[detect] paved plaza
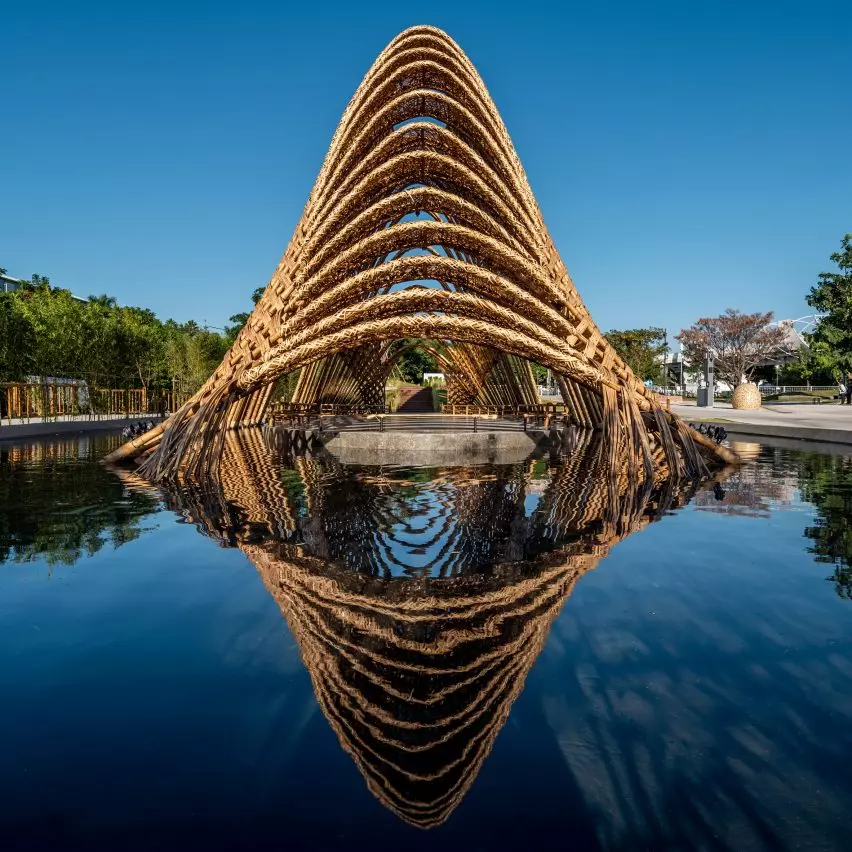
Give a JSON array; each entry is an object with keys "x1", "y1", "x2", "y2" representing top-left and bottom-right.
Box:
[{"x1": 672, "y1": 400, "x2": 852, "y2": 446}]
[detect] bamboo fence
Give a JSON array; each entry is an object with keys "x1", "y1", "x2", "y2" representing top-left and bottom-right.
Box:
[{"x1": 2, "y1": 382, "x2": 189, "y2": 423}]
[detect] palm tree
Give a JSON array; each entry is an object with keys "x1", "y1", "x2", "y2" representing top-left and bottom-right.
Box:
[{"x1": 88, "y1": 293, "x2": 117, "y2": 308}]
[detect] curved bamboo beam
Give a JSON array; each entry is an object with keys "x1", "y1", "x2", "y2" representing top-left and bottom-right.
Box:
[{"x1": 105, "y1": 24, "x2": 738, "y2": 477}]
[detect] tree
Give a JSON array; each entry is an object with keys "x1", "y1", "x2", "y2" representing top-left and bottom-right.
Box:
[
  {"x1": 118, "y1": 306, "x2": 167, "y2": 392},
  {"x1": 88, "y1": 293, "x2": 118, "y2": 309},
  {"x1": 184, "y1": 329, "x2": 228, "y2": 391},
  {"x1": 677, "y1": 310, "x2": 786, "y2": 388},
  {"x1": 806, "y1": 234, "x2": 852, "y2": 376},
  {"x1": 164, "y1": 322, "x2": 228, "y2": 395},
  {"x1": 530, "y1": 363, "x2": 548, "y2": 385},
  {"x1": 22, "y1": 273, "x2": 51, "y2": 291},
  {"x1": 16, "y1": 286, "x2": 90, "y2": 378},
  {"x1": 225, "y1": 286, "x2": 265, "y2": 344},
  {"x1": 80, "y1": 294, "x2": 122, "y2": 387},
  {"x1": 394, "y1": 342, "x2": 438, "y2": 383},
  {"x1": 0, "y1": 292, "x2": 35, "y2": 381},
  {"x1": 605, "y1": 327, "x2": 667, "y2": 383},
  {"x1": 2, "y1": 267, "x2": 236, "y2": 398},
  {"x1": 776, "y1": 343, "x2": 837, "y2": 387}
]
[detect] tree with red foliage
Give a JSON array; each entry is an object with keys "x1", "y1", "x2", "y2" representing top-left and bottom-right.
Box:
[{"x1": 677, "y1": 309, "x2": 786, "y2": 389}]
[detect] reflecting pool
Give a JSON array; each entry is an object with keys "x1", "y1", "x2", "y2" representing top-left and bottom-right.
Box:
[{"x1": 1, "y1": 431, "x2": 851, "y2": 850}]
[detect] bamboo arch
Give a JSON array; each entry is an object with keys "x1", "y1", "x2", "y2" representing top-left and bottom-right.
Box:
[{"x1": 106, "y1": 25, "x2": 736, "y2": 479}]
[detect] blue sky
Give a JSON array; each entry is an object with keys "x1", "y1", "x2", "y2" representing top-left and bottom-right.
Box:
[{"x1": 1, "y1": 0, "x2": 849, "y2": 340}]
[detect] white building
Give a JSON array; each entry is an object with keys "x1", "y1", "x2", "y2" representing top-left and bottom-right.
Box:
[{"x1": 1, "y1": 273, "x2": 24, "y2": 293}]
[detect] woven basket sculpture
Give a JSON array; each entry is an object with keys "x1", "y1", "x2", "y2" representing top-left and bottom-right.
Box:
[
  {"x1": 106, "y1": 25, "x2": 737, "y2": 480},
  {"x1": 731, "y1": 382, "x2": 762, "y2": 410}
]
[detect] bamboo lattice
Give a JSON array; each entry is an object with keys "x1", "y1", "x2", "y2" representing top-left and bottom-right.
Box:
[{"x1": 105, "y1": 25, "x2": 737, "y2": 479}]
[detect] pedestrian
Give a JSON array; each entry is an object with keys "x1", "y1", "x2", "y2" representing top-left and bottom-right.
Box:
[{"x1": 846, "y1": 371, "x2": 852, "y2": 406}]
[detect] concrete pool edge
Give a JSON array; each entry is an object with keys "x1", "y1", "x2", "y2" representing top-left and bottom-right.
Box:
[
  {"x1": 722, "y1": 423, "x2": 852, "y2": 447},
  {"x1": 321, "y1": 430, "x2": 547, "y2": 466},
  {"x1": 0, "y1": 416, "x2": 160, "y2": 442},
  {"x1": 670, "y1": 403, "x2": 852, "y2": 448}
]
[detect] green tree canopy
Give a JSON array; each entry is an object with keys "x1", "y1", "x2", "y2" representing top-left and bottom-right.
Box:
[
  {"x1": 395, "y1": 342, "x2": 439, "y2": 383},
  {"x1": 806, "y1": 234, "x2": 852, "y2": 377},
  {"x1": 225, "y1": 286, "x2": 265, "y2": 344},
  {"x1": 118, "y1": 306, "x2": 167, "y2": 390},
  {"x1": 530, "y1": 363, "x2": 549, "y2": 385},
  {"x1": 1, "y1": 273, "x2": 231, "y2": 395},
  {"x1": 163, "y1": 320, "x2": 229, "y2": 395},
  {"x1": 0, "y1": 292, "x2": 35, "y2": 381},
  {"x1": 605, "y1": 327, "x2": 667, "y2": 383}
]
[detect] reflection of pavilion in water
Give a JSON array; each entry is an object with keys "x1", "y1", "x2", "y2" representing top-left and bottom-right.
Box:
[
  {"x1": 165, "y1": 431, "x2": 702, "y2": 828},
  {"x1": 692, "y1": 442, "x2": 796, "y2": 517}
]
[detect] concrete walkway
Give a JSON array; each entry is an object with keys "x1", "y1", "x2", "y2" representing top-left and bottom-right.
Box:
[{"x1": 672, "y1": 401, "x2": 852, "y2": 447}]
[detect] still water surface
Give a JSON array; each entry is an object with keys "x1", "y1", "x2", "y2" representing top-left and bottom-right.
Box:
[{"x1": 1, "y1": 432, "x2": 851, "y2": 850}]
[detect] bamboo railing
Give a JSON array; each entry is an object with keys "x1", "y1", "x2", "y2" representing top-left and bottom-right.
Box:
[
  {"x1": 441, "y1": 403, "x2": 566, "y2": 416},
  {"x1": 1, "y1": 382, "x2": 190, "y2": 423}
]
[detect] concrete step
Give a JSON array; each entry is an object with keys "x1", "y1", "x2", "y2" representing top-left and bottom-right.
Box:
[{"x1": 396, "y1": 386, "x2": 435, "y2": 413}]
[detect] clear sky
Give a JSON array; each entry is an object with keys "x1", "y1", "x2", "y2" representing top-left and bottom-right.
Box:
[{"x1": 1, "y1": 0, "x2": 849, "y2": 340}]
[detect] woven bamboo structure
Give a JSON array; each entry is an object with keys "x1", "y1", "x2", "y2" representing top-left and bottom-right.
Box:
[
  {"x1": 159, "y1": 429, "x2": 705, "y2": 827},
  {"x1": 106, "y1": 25, "x2": 736, "y2": 478}
]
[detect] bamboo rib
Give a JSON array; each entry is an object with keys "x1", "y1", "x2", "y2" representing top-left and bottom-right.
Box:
[{"x1": 105, "y1": 24, "x2": 737, "y2": 478}]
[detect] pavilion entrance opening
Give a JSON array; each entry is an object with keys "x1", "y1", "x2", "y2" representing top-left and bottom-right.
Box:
[{"x1": 280, "y1": 338, "x2": 548, "y2": 417}]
